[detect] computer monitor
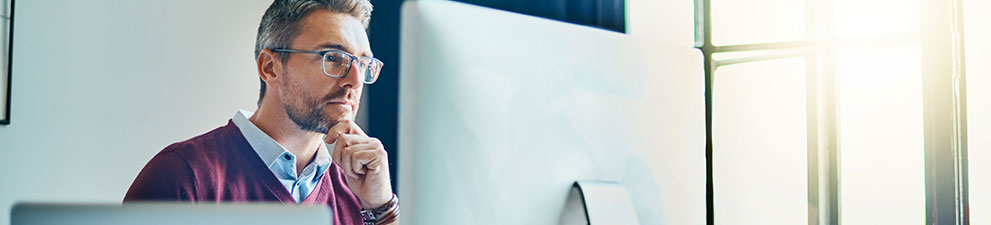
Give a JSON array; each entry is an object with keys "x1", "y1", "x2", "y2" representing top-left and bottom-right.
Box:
[
  {"x1": 10, "y1": 203, "x2": 332, "y2": 225},
  {"x1": 398, "y1": 1, "x2": 683, "y2": 224}
]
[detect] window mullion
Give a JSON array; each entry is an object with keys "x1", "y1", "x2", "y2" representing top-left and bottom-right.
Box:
[{"x1": 921, "y1": 0, "x2": 969, "y2": 223}]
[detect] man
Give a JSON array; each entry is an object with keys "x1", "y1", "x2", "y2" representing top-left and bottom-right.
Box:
[{"x1": 124, "y1": 1, "x2": 397, "y2": 225}]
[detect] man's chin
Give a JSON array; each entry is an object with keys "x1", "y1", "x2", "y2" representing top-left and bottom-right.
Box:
[
  {"x1": 325, "y1": 113, "x2": 353, "y2": 125},
  {"x1": 315, "y1": 118, "x2": 347, "y2": 134},
  {"x1": 323, "y1": 106, "x2": 353, "y2": 121}
]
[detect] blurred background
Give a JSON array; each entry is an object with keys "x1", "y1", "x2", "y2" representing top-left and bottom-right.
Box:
[{"x1": 0, "y1": 0, "x2": 986, "y2": 224}]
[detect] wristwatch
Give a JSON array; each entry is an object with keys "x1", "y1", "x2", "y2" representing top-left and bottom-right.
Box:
[{"x1": 360, "y1": 194, "x2": 399, "y2": 225}]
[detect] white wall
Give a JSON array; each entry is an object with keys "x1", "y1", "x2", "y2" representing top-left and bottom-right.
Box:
[{"x1": 0, "y1": 0, "x2": 271, "y2": 224}]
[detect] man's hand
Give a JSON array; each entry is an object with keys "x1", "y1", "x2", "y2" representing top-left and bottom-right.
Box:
[{"x1": 325, "y1": 120, "x2": 394, "y2": 209}]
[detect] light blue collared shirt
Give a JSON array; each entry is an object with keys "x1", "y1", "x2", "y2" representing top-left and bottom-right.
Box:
[{"x1": 232, "y1": 110, "x2": 333, "y2": 203}]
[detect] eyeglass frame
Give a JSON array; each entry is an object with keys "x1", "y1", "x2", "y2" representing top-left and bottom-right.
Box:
[{"x1": 270, "y1": 48, "x2": 383, "y2": 84}]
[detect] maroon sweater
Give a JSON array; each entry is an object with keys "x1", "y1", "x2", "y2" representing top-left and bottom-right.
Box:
[{"x1": 124, "y1": 120, "x2": 363, "y2": 225}]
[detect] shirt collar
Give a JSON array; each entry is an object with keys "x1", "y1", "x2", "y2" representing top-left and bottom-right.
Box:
[
  {"x1": 231, "y1": 109, "x2": 333, "y2": 169},
  {"x1": 312, "y1": 141, "x2": 333, "y2": 168}
]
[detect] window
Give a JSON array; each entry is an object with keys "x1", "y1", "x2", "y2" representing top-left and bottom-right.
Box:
[
  {"x1": 712, "y1": 57, "x2": 808, "y2": 225},
  {"x1": 836, "y1": 46, "x2": 925, "y2": 225},
  {"x1": 965, "y1": 0, "x2": 989, "y2": 223},
  {"x1": 697, "y1": 0, "x2": 968, "y2": 224}
]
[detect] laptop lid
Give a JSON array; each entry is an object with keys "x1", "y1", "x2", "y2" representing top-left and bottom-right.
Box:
[{"x1": 11, "y1": 202, "x2": 332, "y2": 225}]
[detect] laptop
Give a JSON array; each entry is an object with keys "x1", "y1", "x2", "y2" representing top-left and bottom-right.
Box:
[{"x1": 11, "y1": 202, "x2": 332, "y2": 225}]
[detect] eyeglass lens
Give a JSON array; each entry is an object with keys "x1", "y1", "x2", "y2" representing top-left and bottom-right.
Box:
[{"x1": 322, "y1": 51, "x2": 382, "y2": 83}]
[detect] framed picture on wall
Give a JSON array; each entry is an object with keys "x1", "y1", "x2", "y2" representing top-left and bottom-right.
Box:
[{"x1": 0, "y1": 0, "x2": 12, "y2": 125}]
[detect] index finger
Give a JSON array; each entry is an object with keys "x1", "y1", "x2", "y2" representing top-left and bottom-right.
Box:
[
  {"x1": 326, "y1": 120, "x2": 353, "y2": 144},
  {"x1": 346, "y1": 120, "x2": 367, "y2": 137},
  {"x1": 330, "y1": 120, "x2": 366, "y2": 136}
]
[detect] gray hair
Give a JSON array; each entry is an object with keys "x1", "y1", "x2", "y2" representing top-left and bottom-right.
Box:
[{"x1": 254, "y1": 0, "x2": 373, "y2": 104}]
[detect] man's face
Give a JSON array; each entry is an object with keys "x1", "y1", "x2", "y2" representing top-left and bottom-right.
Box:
[{"x1": 279, "y1": 10, "x2": 371, "y2": 133}]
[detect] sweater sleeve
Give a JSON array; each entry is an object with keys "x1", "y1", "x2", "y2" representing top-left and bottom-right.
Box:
[{"x1": 123, "y1": 144, "x2": 198, "y2": 202}]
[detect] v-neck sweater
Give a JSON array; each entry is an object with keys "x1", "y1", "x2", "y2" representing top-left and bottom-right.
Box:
[{"x1": 124, "y1": 120, "x2": 363, "y2": 225}]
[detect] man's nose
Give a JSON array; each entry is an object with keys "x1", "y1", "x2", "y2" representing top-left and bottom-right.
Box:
[{"x1": 338, "y1": 61, "x2": 364, "y2": 90}]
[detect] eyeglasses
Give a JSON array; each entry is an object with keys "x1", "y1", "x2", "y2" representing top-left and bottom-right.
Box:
[{"x1": 271, "y1": 48, "x2": 383, "y2": 84}]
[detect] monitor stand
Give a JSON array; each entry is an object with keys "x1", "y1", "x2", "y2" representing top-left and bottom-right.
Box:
[{"x1": 559, "y1": 181, "x2": 640, "y2": 225}]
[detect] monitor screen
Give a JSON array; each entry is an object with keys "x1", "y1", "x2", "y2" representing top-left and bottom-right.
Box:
[{"x1": 397, "y1": 1, "x2": 700, "y2": 224}]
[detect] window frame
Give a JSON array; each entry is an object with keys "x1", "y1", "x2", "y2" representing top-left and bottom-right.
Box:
[
  {"x1": 0, "y1": 0, "x2": 13, "y2": 125},
  {"x1": 694, "y1": 0, "x2": 970, "y2": 224}
]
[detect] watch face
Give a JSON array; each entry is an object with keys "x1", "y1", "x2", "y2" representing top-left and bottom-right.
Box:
[
  {"x1": 360, "y1": 195, "x2": 399, "y2": 224},
  {"x1": 360, "y1": 210, "x2": 377, "y2": 221}
]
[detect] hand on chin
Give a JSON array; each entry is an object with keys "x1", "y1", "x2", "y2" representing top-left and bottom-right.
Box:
[{"x1": 324, "y1": 120, "x2": 394, "y2": 209}]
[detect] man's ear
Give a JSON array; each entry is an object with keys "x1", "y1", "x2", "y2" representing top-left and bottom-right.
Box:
[{"x1": 257, "y1": 49, "x2": 283, "y2": 88}]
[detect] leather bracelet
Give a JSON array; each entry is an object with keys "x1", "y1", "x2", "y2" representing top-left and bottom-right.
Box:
[{"x1": 360, "y1": 194, "x2": 399, "y2": 225}]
